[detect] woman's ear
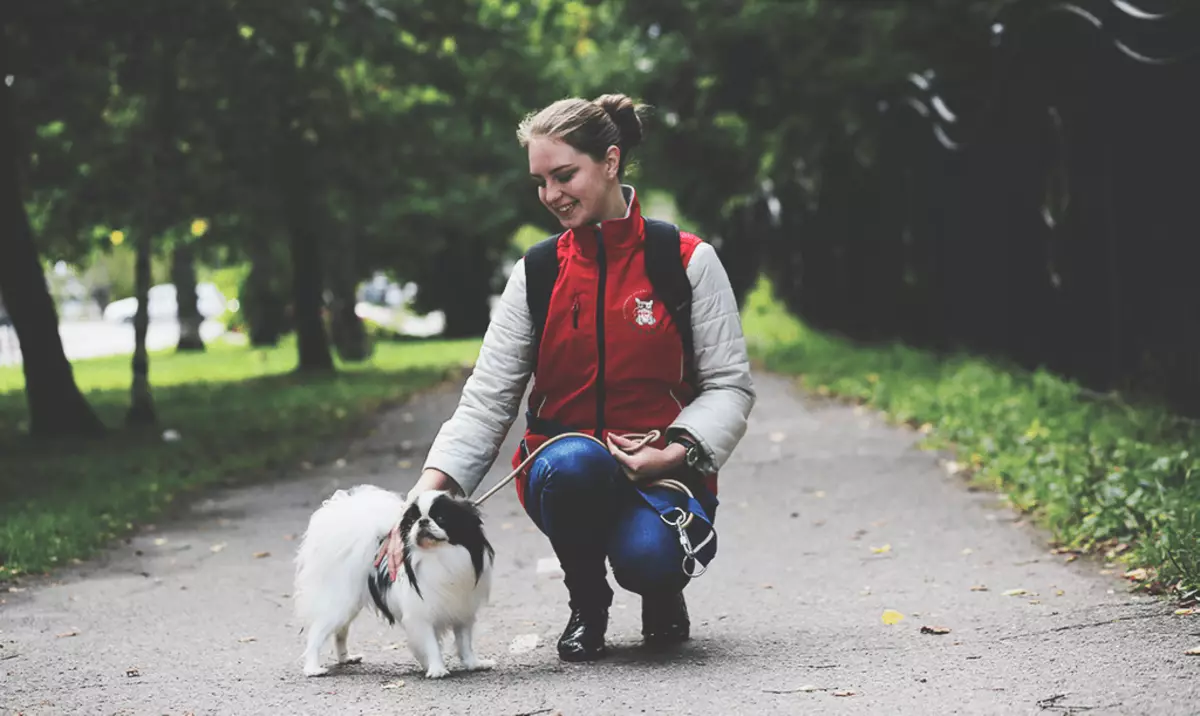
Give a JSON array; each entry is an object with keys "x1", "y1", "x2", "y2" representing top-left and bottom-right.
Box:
[{"x1": 605, "y1": 145, "x2": 621, "y2": 179}]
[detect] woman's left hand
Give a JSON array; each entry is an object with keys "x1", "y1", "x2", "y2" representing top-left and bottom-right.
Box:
[{"x1": 607, "y1": 434, "x2": 686, "y2": 481}]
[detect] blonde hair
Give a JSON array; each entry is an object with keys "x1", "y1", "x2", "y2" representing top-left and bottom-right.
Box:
[{"x1": 517, "y1": 94, "x2": 646, "y2": 176}]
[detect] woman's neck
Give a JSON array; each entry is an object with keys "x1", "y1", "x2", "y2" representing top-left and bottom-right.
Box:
[{"x1": 593, "y1": 183, "x2": 628, "y2": 224}]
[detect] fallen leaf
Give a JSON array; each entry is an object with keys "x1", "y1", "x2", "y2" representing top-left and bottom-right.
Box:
[
  {"x1": 253, "y1": 551, "x2": 271, "y2": 559},
  {"x1": 238, "y1": 636, "x2": 257, "y2": 643},
  {"x1": 1028, "y1": 600, "x2": 1042, "y2": 605},
  {"x1": 1002, "y1": 589, "x2": 1027, "y2": 597},
  {"x1": 920, "y1": 626, "x2": 951, "y2": 635},
  {"x1": 153, "y1": 538, "x2": 168, "y2": 546},
  {"x1": 55, "y1": 630, "x2": 79, "y2": 638},
  {"x1": 125, "y1": 667, "x2": 141, "y2": 678},
  {"x1": 970, "y1": 585, "x2": 989, "y2": 592},
  {"x1": 881, "y1": 609, "x2": 905, "y2": 625},
  {"x1": 1055, "y1": 589, "x2": 1065, "y2": 597},
  {"x1": 1186, "y1": 647, "x2": 1200, "y2": 656},
  {"x1": 870, "y1": 544, "x2": 892, "y2": 554},
  {"x1": 833, "y1": 690, "x2": 857, "y2": 697},
  {"x1": 210, "y1": 543, "x2": 227, "y2": 553},
  {"x1": 335, "y1": 458, "x2": 347, "y2": 468},
  {"x1": 1124, "y1": 568, "x2": 1149, "y2": 581},
  {"x1": 8, "y1": 586, "x2": 26, "y2": 593},
  {"x1": 381, "y1": 679, "x2": 406, "y2": 689},
  {"x1": 961, "y1": 548, "x2": 974, "y2": 555},
  {"x1": 381, "y1": 643, "x2": 401, "y2": 651},
  {"x1": 1064, "y1": 554, "x2": 1079, "y2": 563},
  {"x1": 762, "y1": 583, "x2": 775, "y2": 590},
  {"x1": 397, "y1": 459, "x2": 413, "y2": 469},
  {"x1": 401, "y1": 412, "x2": 414, "y2": 423},
  {"x1": 1175, "y1": 608, "x2": 1196, "y2": 616}
]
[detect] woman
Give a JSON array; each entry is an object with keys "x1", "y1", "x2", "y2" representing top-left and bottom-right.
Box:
[{"x1": 377, "y1": 93, "x2": 755, "y2": 662}]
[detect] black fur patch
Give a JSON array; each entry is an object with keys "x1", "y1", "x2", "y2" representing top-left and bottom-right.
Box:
[
  {"x1": 427, "y1": 494, "x2": 495, "y2": 584},
  {"x1": 367, "y1": 547, "x2": 396, "y2": 625}
]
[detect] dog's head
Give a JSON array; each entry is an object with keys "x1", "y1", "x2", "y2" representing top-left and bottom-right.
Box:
[{"x1": 399, "y1": 491, "x2": 493, "y2": 577}]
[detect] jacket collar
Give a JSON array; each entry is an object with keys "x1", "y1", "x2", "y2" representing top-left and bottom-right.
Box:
[{"x1": 568, "y1": 185, "x2": 644, "y2": 260}]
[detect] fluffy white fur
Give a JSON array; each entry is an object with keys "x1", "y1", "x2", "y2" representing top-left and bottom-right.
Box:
[{"x1": 293, "y1": 486, "x2": 494, "y2": 678}]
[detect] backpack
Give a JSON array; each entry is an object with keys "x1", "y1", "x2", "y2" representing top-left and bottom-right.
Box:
[{"x1": 524, "y1": 218, "x2": 695, "y2": 386}]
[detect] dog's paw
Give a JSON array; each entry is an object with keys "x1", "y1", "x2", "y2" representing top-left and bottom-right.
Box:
[
  {"x1": 338, "y1": 654, "x2": 364, "y2": 665},
  {"x1": 424, "y1": 664, "x2": 451, "y2": 679},
  {"x1": 462, "y1": 657, "x2": 495, "y2": 672},
  {"x1": 303, "y1": 665, "x2": 330, "y2": 677}
]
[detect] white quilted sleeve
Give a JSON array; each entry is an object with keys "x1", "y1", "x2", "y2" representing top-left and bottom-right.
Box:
[
  {"x1": 421, "y1": 259, "x2": 535, "y2": 496},
  {"x1": 668, "y1": 243, "x2": 757, "y2": 473}
]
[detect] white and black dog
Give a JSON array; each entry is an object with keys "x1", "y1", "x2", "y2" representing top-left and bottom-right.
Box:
[{"x1": 293, "y1": 486, "x2": 495, "y2": 678}]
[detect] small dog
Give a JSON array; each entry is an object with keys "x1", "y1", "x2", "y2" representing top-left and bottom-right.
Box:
[{"x1": 293, "y1": 486, "x2": 495, "y2": 678}]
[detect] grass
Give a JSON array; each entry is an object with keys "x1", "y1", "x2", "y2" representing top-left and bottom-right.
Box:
[
  {"x1": 742, "y1": 277, "x2": 1200, "y2": 600},
  {"x1": 0, "y1": 335, "x2": 482, "y2": 579}
]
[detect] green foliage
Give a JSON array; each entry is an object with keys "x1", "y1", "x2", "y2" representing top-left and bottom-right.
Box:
[
  {"x1": 743, "y1": 277, "x2": 1200, "y2": 597},
  {"x1": 0, "y1": 337, "x2": 481, "y2": 577}
]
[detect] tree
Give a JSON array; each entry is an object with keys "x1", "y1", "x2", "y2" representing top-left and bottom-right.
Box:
[{"x1": 0, "y1": 15, "x2": 106, "y2": 438}]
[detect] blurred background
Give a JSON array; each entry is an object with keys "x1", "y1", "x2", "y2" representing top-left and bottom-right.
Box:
[{"x1": 1, "y1": 1, "x2": 1198, "y2": 588}]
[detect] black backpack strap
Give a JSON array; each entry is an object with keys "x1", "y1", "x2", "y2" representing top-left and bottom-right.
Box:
[
  {"x1": 643, "y1": 218, "x2": 696, "y2": 388},
  {"x1": 524, "y1": 232, "x2": 563, "y2": 370}
]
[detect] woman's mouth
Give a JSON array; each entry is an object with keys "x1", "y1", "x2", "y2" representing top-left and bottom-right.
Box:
[{"x1": 553, "y1": 201, "x2": 578, "y2": 218}]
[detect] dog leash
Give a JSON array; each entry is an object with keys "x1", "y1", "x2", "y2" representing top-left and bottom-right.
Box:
[
  {"x1": 471, "y1": 430, "x2": 661, "y2": 506},
  {"x1": 469, "y1": 429, "x2": 713, "y2": 575}
]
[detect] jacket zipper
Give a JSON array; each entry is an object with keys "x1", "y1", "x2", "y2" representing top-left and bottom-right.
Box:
[
  {"x1": 594, "y1": 228, "x2": 607, "y2": 438},
  {"x1": 572, "y1": 297, "x2": 579, "y2": 329}
]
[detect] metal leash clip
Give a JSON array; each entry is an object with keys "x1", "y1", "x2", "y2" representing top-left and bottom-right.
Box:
[{"x1": 662, "y1": 507, "x2": 709, "y2": 578}]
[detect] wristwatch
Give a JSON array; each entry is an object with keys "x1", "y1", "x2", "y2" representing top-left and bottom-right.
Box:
[{"x1": 668, "y1": 433, "x2": 705, "y2": 472}]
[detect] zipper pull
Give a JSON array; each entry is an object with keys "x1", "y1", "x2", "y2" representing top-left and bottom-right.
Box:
[{"x1": 572, "y1": 298, "x2": 580, "y2": 329}]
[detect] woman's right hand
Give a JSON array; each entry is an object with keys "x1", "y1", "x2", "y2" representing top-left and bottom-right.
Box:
[{"x1": 372, "y1": 468, "x2": 464, "y2": 582}]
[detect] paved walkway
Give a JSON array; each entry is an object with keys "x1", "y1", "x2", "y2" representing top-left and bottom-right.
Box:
[{"x1": 2, "y1": 373, "x2": 1197, "y2": 715}]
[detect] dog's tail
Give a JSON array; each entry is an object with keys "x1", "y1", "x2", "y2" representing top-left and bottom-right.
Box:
[{"x1": 293, "y1": 484, "x2": 406, "y2": 624}]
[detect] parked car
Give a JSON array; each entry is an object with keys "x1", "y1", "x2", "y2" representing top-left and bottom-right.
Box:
[{"x1": 102, "y1": 282, "x2": 228, "y2": 324}]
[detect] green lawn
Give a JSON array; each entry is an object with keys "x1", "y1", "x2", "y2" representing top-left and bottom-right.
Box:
[
  {"x1": 742, "y1": 277, "x2": 1199, "y2": 599},
  {"x1": 0, "y1": 336, "x2": 481, "y2": 578}
]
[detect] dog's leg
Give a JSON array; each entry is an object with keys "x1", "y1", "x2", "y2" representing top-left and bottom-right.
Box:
[
  {"x1": 302, "y1": 619, "x2": 338, "y2": 677},
  {"x1": 404, "y1": 618, "x2": 449, "y2": 679},
  {"x1": 454, "y1": 620, "x2": 495, "y2": 672},
  {"x1": 335, "y1": 623, "x2": 364, "y2": 665}
]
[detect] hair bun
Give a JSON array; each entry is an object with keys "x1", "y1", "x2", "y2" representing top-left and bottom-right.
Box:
[{"x1": 594, "y1": 93, "x2": 644, "y2": 152}]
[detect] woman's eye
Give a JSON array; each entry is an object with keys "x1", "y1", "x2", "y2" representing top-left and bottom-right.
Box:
[{"x1": 555, "y1": 171, "x2": 575, "y2": 184}]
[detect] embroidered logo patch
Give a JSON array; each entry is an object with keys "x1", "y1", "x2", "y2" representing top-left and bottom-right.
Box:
[
  {"x1": 634, "y1": 297, "x2": 656, "y2": 327},
  {"x1": 622, "y1": 290, "x2": 663, "y2": 332}
]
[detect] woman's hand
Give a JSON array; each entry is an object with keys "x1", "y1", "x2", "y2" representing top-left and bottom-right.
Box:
[
  {"x1": 373, "y1": 468, "x2": 463, "y2": 582},
  {"x1": 607, "y1": 434, "x2": 687, "y2": 482}
]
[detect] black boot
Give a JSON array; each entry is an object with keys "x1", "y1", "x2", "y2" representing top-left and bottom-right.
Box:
[
  {"x1": 642, "y1": 592, "x2": 690, "y2": 646},
  {"x1": 557, "y1": 607, "x2": 609, "y2": 662}
]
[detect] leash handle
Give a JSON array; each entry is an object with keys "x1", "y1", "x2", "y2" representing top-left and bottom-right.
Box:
[{"x1": 471, "y1": 430, "x2": 661, "y2": 506}]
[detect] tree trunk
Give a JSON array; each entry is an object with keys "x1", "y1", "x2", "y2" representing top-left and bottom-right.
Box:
[
  {"x1": 278, "y1": 133, "x2": 334, "y2": 373},
  {"x1": 0, "y1": 58, "x2": 105, "y2": 438},
  {"x1": 125, "y1": 229, "x2": 157, "y2": 426},
  {"x1": 243, "y1": 236, "x2": 288, "y2": 347},
  {"x1": 328, "y1": 230, "x2": 368, "y2": 362},
  {"x1": 172, "y1": 242, "x2": 205, "y2": 352},
  {"x1": 437, "y1": 235, "x2": 493, "y2": 338}
]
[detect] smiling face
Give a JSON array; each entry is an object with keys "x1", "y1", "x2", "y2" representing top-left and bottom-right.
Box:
[{"x1": 527, "y1": 136, "x2": 623, "y2": 230}]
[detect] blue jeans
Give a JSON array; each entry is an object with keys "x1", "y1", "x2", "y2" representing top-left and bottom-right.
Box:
[{"x1": 523, "y1": 436, "x2": 717, "y2": 611}]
